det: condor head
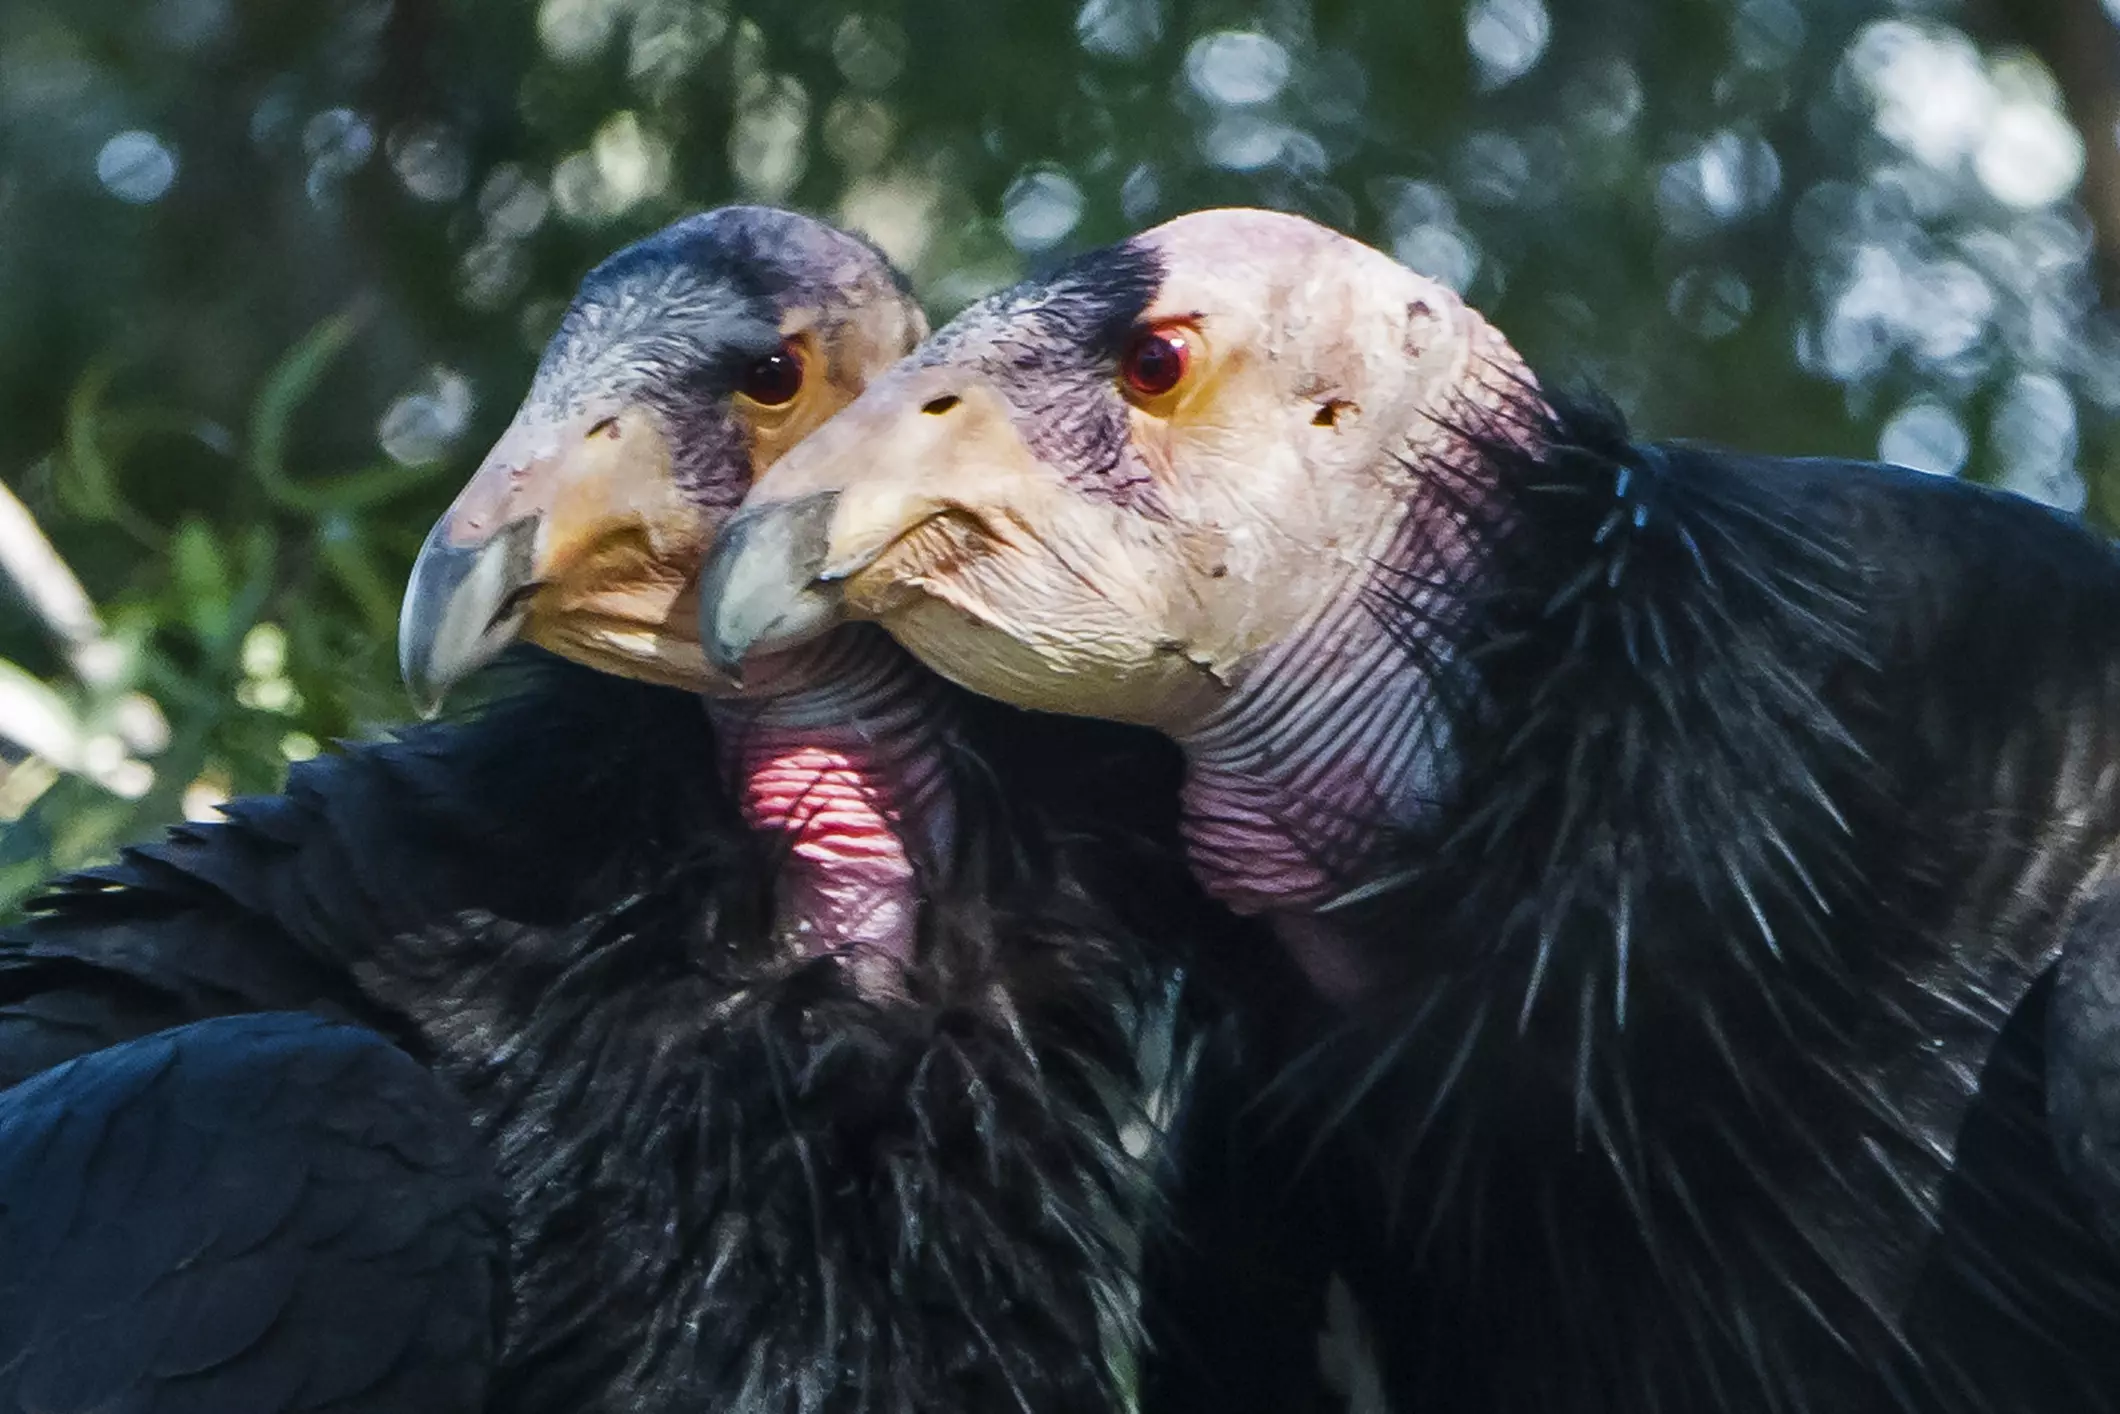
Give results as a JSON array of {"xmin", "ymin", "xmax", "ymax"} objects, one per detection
[
  {"xmin": 399, "ymin": 206, "xmax": 925, "ymax": 714},
  {"xmin": 697, "ymin": 207, "xmax": 1528, "ymax": 736}
]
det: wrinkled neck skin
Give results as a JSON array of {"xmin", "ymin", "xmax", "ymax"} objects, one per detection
[
  {"xmin": 706, "ymin": 626, "xmax": 955, "ymax": 996},
  {"xmin": 1175, "ymin": 447, "xmax": 1496, "ymax": 1005}
]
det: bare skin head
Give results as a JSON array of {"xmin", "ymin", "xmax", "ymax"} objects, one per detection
[
  {"xmin": 698, "ymin": 208, "xmax": 1533, "ymax": 989},
  {"xmin": 702, "ymin": 208, "xmax": 1526, "ymax": 725},
  {"xmin": 398, "ymin": 207, "xmax": 945, "ymax": 984},
  {"xmin": 399, "ymin": 205, "xmax": 925, "ymax": 711}
]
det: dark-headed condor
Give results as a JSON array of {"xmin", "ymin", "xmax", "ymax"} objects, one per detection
[
  {"xmin": 704, "ymin": 206, "xmax": 2120, "ymax": 1413},
  {"xmin": 0, "ymin": 207, "xmax": 1224, "ymax": 1414}
]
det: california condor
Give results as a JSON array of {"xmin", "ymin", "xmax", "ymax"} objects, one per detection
[
  {"xmin": 704, "ymin": 206, "xmax": 2120, "ymax": 1413},
  {"xmin": 0, "ymin": 207, "xmax": 1218, "ymax": 1414}
]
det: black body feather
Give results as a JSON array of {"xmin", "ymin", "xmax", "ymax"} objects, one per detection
[
  {"xmin": 0, "ymin": 651, "xmax": 1225, "ymax": 1414},
  {"xmin": 0, "ymin": 1013, "xmax": 503, "ymax": 1414},
  {"xmin": 1142, "ymin": 395, "xmax": 2120, "ymax": 1413}
]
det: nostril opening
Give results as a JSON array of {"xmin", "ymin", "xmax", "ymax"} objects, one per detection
[
  {"xmin": 489, "ymin": 581, "xmax": 542, "ymax": 631},
  {"xmin": 921, "ymin": 394, "xmax": 962, "ymax": 416}
]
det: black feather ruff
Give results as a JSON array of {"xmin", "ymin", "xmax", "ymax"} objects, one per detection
[
  {"xmin": 6, "ymin": 652, "xmax": 1234, "ymax": 1414},
  {"xmin": 1149, "ymin": 383, "xmax": 2120, "ymax": 1414}
]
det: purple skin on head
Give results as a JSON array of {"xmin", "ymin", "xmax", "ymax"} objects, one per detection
[
  {"xmin": 398, "ymin": 206, "xmax": 950, "ymax": 986},
  {"xmin": 699, "ymin": 207, "xmax": 1538, "ymax": 1001}
]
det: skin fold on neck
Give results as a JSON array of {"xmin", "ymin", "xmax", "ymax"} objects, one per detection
[
  {"xmin": 1172, "ymin": 455, "xmax": 1492, "ymax": 1004},
  {"xmin": 706, "ymin": 626, "xmax": 956, "ymax": 993}
]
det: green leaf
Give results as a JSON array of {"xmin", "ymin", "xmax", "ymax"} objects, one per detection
[
  {"xmin": 247, "ymin": 304, "xmax": 382, "ymax": 515},
  {"xmin": 316, "ymin": 516, "xmax": 400, "ymax": 635},
  {"xmin": 57, "ymin": 360, "xmax": 211, "ymax": 547},
  {"xmin": 58, "ymin": 359, "xmax": 124, "ymax": 523},
  {"xmin": 170, "ymin": 517, "xmax": 232, "ymax": 644}
]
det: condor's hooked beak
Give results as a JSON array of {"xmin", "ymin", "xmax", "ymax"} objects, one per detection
[
  {"xmin": 700, "ymin": 207, "xmax": 1533, "ymax": 738},
  {"xmin": 399, "ymin": 507, "xmax": 539, "ymax": 718},
  {"xmin": 698, "ymin": 367, "xmax": 1222, "ymax": 726},
  {"xmin": 401, "ymin": 400, "xmax": 707, "ymax": 715},
  {"xmin": 699, "ymin": 372, "xmax": 1044, "ymax": 684}
]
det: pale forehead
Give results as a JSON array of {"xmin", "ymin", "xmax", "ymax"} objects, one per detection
[{"xmin": 1132, "ymin": 208, "xmax": 1462, "ymax": 349}]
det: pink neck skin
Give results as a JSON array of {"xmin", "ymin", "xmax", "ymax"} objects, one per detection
[
  {"xmin": 706, "ymin": 627, "xmax": 953, "ymax": 992},
  {"xmin": 1177, "ymin": 602, "xmax": 1448, "ymax": 1004},
  {"xmin": 1173, "ymin": 467, "xmax": 1491, "ymax": 1005}
]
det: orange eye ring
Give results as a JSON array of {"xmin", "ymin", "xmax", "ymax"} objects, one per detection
[
  {"xmin": 737, "ymin": 340, "xmax": 805, "ymax": 406},
  {"xmin": 1121, "ymin": 326, "xmax": 1191, "ymax": 400}
]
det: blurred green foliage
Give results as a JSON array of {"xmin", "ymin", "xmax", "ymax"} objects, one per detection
[{"xmin": 3, "ymin": 0, "xmax": 2119, "ymax": 905}]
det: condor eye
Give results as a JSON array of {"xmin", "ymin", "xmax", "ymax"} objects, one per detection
[
  {"xmin": 1121, "ymin": 327, "xmax": 1190, "ymax": 400},
  {"xmin": 737, "ymin": 342, "xmax": 805, "ymax": 406}
]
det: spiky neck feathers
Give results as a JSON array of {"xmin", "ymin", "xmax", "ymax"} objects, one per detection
[
  {"xmin": 1171, "ymin": 385, "xmax": 1881, "ymax": 1022},
  {"xmin": 707, "ymin": 626, "xmax": 956, "ymax": 991},
  {"xmin": 1167, "ymin": 396, "xmax": 1529, "ymax": 997},
  {"xmin": 1173, "ymin": 467, "xmax": 1482, "ymax": 999}
]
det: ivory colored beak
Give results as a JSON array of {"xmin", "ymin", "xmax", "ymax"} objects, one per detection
[
  {"xmin": 399, "ymin": 510, "xmax": 542, "ymax": 718},
  {"xmin": 400, "ymin": 403, "xmax": 697, "ymax": 714},
  {"xmin": 696, "ymin": 370, "xmax": 1018, "ymax": 680},
  {"xmin": 697, "ymin": 492, "xmax": 849, "ymax": 682}
]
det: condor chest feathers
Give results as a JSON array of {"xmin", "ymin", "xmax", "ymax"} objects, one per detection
[
  {"xmin": 8, "ymin": 655, "xmax": 1195, "ymax": 1414},
  {"xmin": 1231, "ymin": 403, "xmax": 2120, "ymax": 1413},
  {"xmin": 684, "ymin": 206, "xmax": 2120, "ymax": 1414}
]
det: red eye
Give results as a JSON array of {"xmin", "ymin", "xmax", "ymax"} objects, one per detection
[
  {"xmin": 1121, "ymin": 327, "xmax": 1190, "ymax": 399},
  {"xmin": 738, "ymin": 342, "xmax": 804, "ymax": 406}
]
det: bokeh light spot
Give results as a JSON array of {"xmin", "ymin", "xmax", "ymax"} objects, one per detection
[
  {"xmin": 824, "ymin": 95, "xmax": 896, "ymax": 174},
  {"xmin": 1455, "ymin": 130, "xmax": 1530, "ymax": 208},
  {"xmin": 1186, "ymin": 31, "xmax": 1291, "ymax": 107},
  {"xmin": 1976, "ymin": 102, "xmax": 2083, "ymax": 210},
  {"xmin": 378, "ymin": 368, "xmax": 475, "ymax": 467},
  {"xmin": 629, "ymin": 1, "xmax": 726, "ymax": 97},
  {"xmin": 1002, "ymin": 166, "xmax": 1085, "ymax": 252},
  {"xmin": 1848, "ymin": 22, "xmax": 1989, "ymax": 170},
  {"xmin": 1076, "ymin": 0, "xmax": 1164, "ymax": 60},
  {"xmin": 1657, "ymin": 130, "xmax": 1780, "ymax": 236},
  {"xmin": 1121, "ymin": 163, "xmax": 1161, "ymax": 222},
  {"xmin": 1668, "ymin": 268, "xmax": 1753, "ymax": 340},
  {"xmin": 302, "ymin": 108, "xmax": 374, "ymax": 205},
  {"xmin": 839, "ymin": 172, "xmax": 940, "ymax": 270},
  {"xmin": 729, "ymin": 74, "xmax": 810, "ymax": 201},
  {"xmin": 1394, "ymin": 223, "xmax": 1480, "ymax": 294},
  {"xmin": 479, "ymin": 164, "xmax": 550, "ymax": 239},
  {"xmin": 96, "ymin": 131, "xmax": 177, "ymax": 204},
  {"xmin": 1993, "ymin": 372, "xmax": 2084, "ymax": 510},
  {"xmin": 538, "ymin": 0, "xmax": 629, "ymax": 65},
  {"xmin": 592, "ymin": 110, "xmax": 672, "ymax": 212},
  {"xmin": 1878, "ymin": 400, "xmax": 1968, "ymax": 476},
  {"xmin": 1466, "ymin": 0, "xmax": 1550, "ymax": 90},
  {"xmin": 1200, "ymin": 114, "xmax": 1293, "ymax": 172},
  {"xmin": 387, "ymin": 122, "xmax": 468, "ymax": 203},
  {"xmin": 832, "ymin": 14, "xmax": 907, "ymax": 91}
]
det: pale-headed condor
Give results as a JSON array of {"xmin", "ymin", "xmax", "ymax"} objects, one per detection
[
  {"xmin": 705, "ymin": 206, "xmax": 2120, "ymax": 1413},
  {"xmin": 0, "ymin": 207, "xmax": 1227, "ymax": 1414}
]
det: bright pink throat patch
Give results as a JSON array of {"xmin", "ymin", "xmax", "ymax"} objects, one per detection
[
  {"xmin": 708, "ymin": 630, "xmax": 955, "ymax": 984},
  {"xmin": 743, "ymin": 743, "xmax": 918, "ymax": 876},
  {"xmin": 732, "ymin": 731, "xmax": 942, "ymax": 968}
]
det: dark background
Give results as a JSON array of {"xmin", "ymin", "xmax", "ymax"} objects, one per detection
[{"xmin": 1, "ymin": 0, "xmax": 2112, "ymax": 904}]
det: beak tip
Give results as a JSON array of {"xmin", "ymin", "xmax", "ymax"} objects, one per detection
[
  {"xmin": 397, "ymin": 514, "xmax": 542, "ymax": 721},
  {"xmin": 698, "ymin": 589, "xmax": 764, "ymax": 690},
  {"xmin": 696, "ymin": 493, "xmax": 849, "ymax": 678},
  {"xmin": 397, "ymin": 630, "xmax": 444, "ymax": 720},
  {"xmin": 404, "ymin": 678, "xmax": 447, "ymax": 721},
  {"xmin": 699, "ymin": 622, "xmax": 745, "ymax": 687}
]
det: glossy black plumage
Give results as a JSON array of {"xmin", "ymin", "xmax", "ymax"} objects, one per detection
[
  {"xmin": 0, "ymin": 651, "xmax": 1220, "ymax": 1414},
  {"xmin": 1141, "ymin": 395, "xmax": 2120, "ymax": 1414},
  {"xmin": 0, "ymin": 1013, "xmax": 501, "ymax": 1414}
]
